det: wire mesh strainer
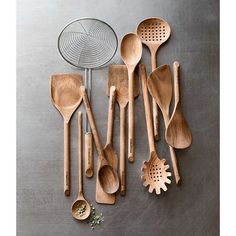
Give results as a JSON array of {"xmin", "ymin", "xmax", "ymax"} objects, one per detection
[{"xmin": 58, "ymin": 17, "xmax": 118, "ymax": 135}]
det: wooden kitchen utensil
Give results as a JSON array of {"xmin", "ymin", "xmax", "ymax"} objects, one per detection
[
  {"xmin": 80, "ymin": 86, "xmax": 119, "ymax": 194},
  {"xmin": 147, "ymin": 65, "xmax": 181, "ymax": 185},
  {"xmin": 58, "ymin": 18, "xmax": 118, "ymax": 179},
  {"xmin": 95, "ymin": 86, "xmax": 118, "ymax": 204},
  {"xmin": 108, "ymin": 65, "xmax": 139, "ymax": 195},
  {"xmin": 72, "ymin": 112, "xmax": 91, "ymax": 220},
  {"xmin": 137, "ymin": 17, "xmax": 171, "ymax": 140},
  {"xmin": 120, "ymin": 33, "xmax": 142, "ymax": 163},
  {"xmin": 165, "ymin": 61, "xmax": 192, "ymax": 149},
  {"xmin": 140, "ymin": 64, "xmax": 171, "ymax": 194},
  {"xmin": 51, "ymin": 74, "xmax": 83, "ymax": 196}
]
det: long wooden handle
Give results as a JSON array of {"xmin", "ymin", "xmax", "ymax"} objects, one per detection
[
  {"xmin": 78, "ymin": 112, "xmax": 83, "ymax": 197},
  {"xmin": 163, "ymin": 113, "xmax": 181, "ymax": 185},
  {"xmin": 80, "ymin": 86, "xmax": 104, "ymax": 158},
  {"xmin": 106, "ymin": 86, "xmax": 116, "ymax": 145},
  {"xmin": 173, "ymin": 61, "xmax": 180, "ymax": 104},
  {"xmin": 140, "ymin": 64, "xmax": 156, "ymax": 153},
  {"xmin": 120, "ymin": 106, "xmax": 126, "ymax": 195},
  {"xmin": 64, "ymin": 121, "xmax": 70, "ymax": 196},
  {"xmin": 151, "ymin": 50, "xmax": 159, "ymax": 141},
  {"xmin": 85, "ymin": 133, "xmax": 94, "ymax": 178},
  {"xmin": 128, "ymin": 70, "xmax": 135, "ymax": 162}
]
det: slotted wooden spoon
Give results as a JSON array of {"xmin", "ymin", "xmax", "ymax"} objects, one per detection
[
  {"xmin": 51, "ymin": 74, "xmax": 83, "ymax": 196},
  {"xmin": 120, "ymin": 33, "xmax": 142, "ymax": 163},
  {"xmin": 140, "ymin": 64, "xmax": 171, "ymax": 194},
  {"xmin": 147, "ymin": 65, "xmax": 181, "ymax": 185},
  {"xmin": 80, "ymin": 86, "xmax": 119, "ymax": 194},
  {"xmin": 95, "ymin": 86, "xmax": 118, "ymax": 204},
  {"xmin": 108, "ymin": 65, "xmax": 139, "ymax": 196},
  {"xmin": 137, "ymin": 17, "xmax": 171, "ymax": 140},
  {"xmin": 165, "ymin": 61, "xmax": 192, "ymax": 149}
]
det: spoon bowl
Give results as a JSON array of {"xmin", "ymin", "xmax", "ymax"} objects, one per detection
[{"xmin": 71, "ymin": 199, "xmax": 91, "ymax": 221}]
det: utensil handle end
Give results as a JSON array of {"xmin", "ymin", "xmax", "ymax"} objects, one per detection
[{"xmin": 85, "ymin": 132, "xmax": 94, "ymax": 178}]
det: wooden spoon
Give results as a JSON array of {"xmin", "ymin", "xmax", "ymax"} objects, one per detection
[
  {"xmin": 120, "ymin": 33, "xmax": 142, "ymax": 163},
  {"xmin": 108, "ymin": 65, "xmax": 139, "ymax": 196},
  {"xmin": 95, "ymin": 86, "xmax": 118, "ymax": 204},
  {"xmin": 140, "ymin": 64, "xmax": 171, "ymax": 194},
  {"xmin": 71, "ymin": 112, "xmax": 91, "ymax": 220},
  {"xmin": 137, "ymin": 17, "xmax": 171, "ymax": 140},
  {"xmin": 80, "ymin": 86, "xmax": 119, "ymax": 194},
  {"xmin": 147, "ymin": 65, "xmax": 181, "ymax": 185},
  {"xmin": 51, "ymin": 74, "xmax": 83, "ymax": 196},
  {"xmin": 165, "ymin": 61, "xmax": 192, "ymax": 149}
]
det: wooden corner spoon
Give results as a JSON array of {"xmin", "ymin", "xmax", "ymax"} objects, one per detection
[
  {"xmin": 165, "ymin": 61, "xmax": 192, "ymax": 149},
  {"xmin": 147, "ymin": 65, "xmax": 181, "ymax": 185},
  {"xmin": 140, "ymin": 64, "xmax": 171, "ymax": 194},
  {"xmin": 80, "ymin": 86, "xmax": 119, "ymax": 194},
  {"xmin": 51, "ymin": 74, "xmax": 83, "ymax": 196},
  {"xmin": 108, "ymin": 65, "xmax": 139, "ymax": 196},
  {"xmin": 71, "ymin": 112, "xmax": 91, "ymax": 220},
  {"xmin": 120, "ymin": 33, "xmax": 142, "ymax": 163}
]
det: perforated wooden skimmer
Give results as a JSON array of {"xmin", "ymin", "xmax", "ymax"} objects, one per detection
[{"xmin": 137, "ymin": 17, "xmax": 171, "ymax": 141}]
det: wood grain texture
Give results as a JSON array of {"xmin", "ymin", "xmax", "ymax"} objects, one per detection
[
  {"xmin": 137, "ymin": 17, "xmax": 171, "ymax": 141},
  {"xmin": 51, "ymin": 74, "xmax": 83, "ymax": 196},
  {"xmin": 120, "ymin": 33, "xmax": 142, "ymax": 163},
  {"xmin": 140, "ymin": 64, "xmax": 171, "ymax": 195},
  {"xmin": 147, "ymin": 65, "xmax": 181, "ymax": 185},
  {"xmin": 165, "ymin": 61, "xmax": 192, "ymax": 149}
]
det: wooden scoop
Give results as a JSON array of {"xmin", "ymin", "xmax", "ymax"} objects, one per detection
[
  {"xmin": 137, "ymin": 17, "xmax": 171, "ymax": 140},
  {"xmin": 165, "ymin": 61, "xmax": 192, "ymax": 149},
  {"xmin": 80, "ymin": 86, "xmax": 119, "ymax": 194},
  {"xmin": 71, "ymin": 112, "xmax": 91, "ymax": 220},
  {"xmin": 108, "ymin": 65, "xmax": 139, "ymax": 196},
  {"xmin": 140, "ymin": 64, "xmax": 171, "ymax": 194},
  {"xmin": 120, "ymin": 33, "xmax": 142, "ymax": 163},
  {"xmin": 51, "ymin": 74, "xmax": 83, "ymax": 196},
  {"xmin": 95, "ymin": 86, "xmax": 118, "ymax": 204},
  {"xmin": 147, "ymin": 65, "xmax": 181, "ymax": 185}
]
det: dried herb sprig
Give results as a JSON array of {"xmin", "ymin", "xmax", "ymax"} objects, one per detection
[{"xmin": 87, "ymin": 204, "xmax": 104, "ymax": 230}]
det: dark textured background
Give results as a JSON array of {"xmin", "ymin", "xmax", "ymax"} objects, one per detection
[{"xmin": 17, "ymin": 0, "xmax": 219, "ymax": 235}]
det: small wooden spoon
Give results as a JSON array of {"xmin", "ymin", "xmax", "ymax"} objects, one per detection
[
  {"xmin": 72, "ymin": 112, "xmax": 91, "ymax": 220},
  {"xmin": 137, "ymin": 17, "xmax": 171, "ymax": 140},
  {"xmin": 51, "ymin": 74, "xmax": 83, "ymax": 196},
  {"xmin": 120, "ymin": 33, "xmax": 142, "ymax": 163},
  {"xmin": 140, "ymin": 64, "xmax": 171, "ymax": 194},
  {"xmin": 108, "ymin": 65, "xmax": 139, "ymax": 195},
  {"xmin": 165, "ymin": 61, "xmax": 192, "ymax": 149},
  {"xmin": 80, "ymin": 86, "xmax": 119, "ymax": 194},
  {"xmin": 147, "ymin": 65, "xmax": 181, "ymax": 185}
]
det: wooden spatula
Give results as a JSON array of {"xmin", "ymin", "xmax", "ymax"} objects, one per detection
[
  {"xmin": 51, "ymin": 74, "xmax": 83, "ymax": 196},
  {"xmin": 108, "ymin": 65, "xmax": 139, "ymax": 196}
]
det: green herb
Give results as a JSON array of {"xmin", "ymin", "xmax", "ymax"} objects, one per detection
[
  {"xmin": 87, "ymin": 204, "xmax": 104, "ymax": 230},
  {"xmin": 75, "ymin": 204, "xmax": 86, "ymax": 217}
]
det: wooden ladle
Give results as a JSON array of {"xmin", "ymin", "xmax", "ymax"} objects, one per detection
[
  {"xmin": 51, "ymin": 74, "xmax": 83, "ymax": 196},
  {"xmin": 147, "ymin": 65, "xmax": 181, "ymax": 185},
  {"xmin": 71, "ymin": 112, "xmax": 91, "ymax": 220},
  {"xmin": 120, "ymin": 33, "xmax": 142, "ymax": 163},
  {"xmin": 137, "ymin": 17, "xmax": 171, "ymax": 140},
  {"xmin": 140, "ymin": 64, "xmax": 171, "ymax": 194},
  {"xmin": 80, "ymin": 86, "xmax": 119, "ymax": 194},
  {"xmin": 165, "ymin": 61, "xmax": 192, "ymax": 149}
]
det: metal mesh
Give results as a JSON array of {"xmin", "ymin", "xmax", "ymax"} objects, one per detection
[{"xmin": 58, "ymin": 18, "xmax": 118, "ymax": 69}]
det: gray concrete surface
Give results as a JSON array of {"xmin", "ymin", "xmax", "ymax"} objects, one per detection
[{"xmin": 17, "ymin": 0, "xmax": 219, "ymax": 235}]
